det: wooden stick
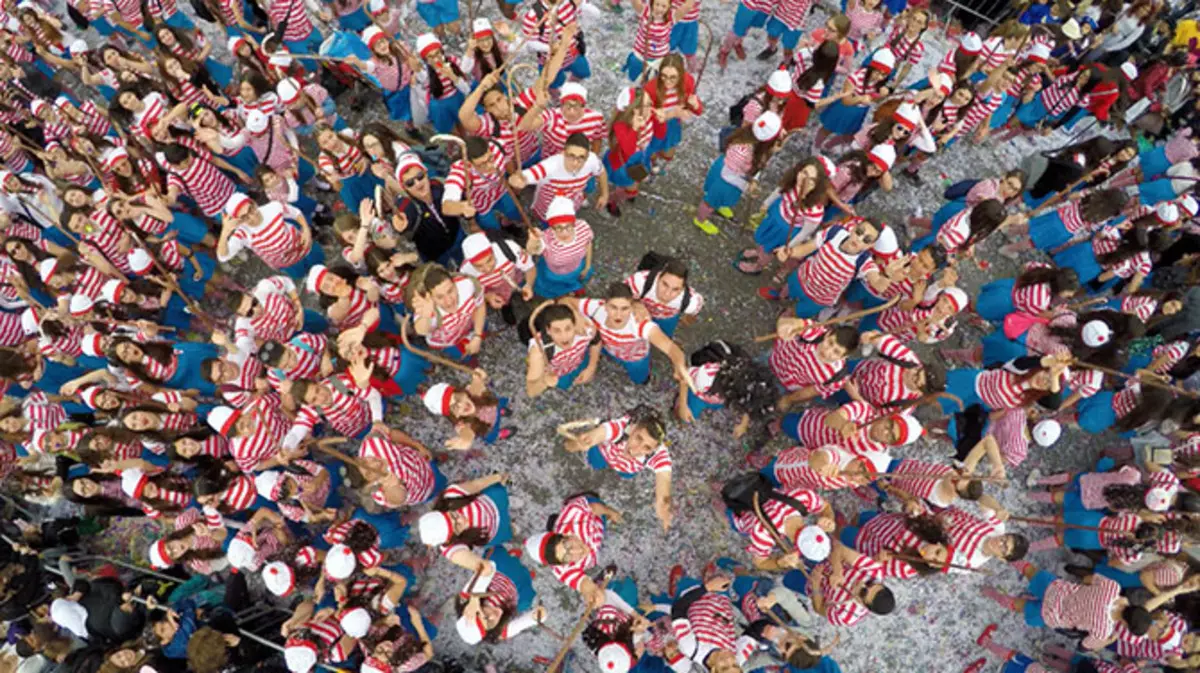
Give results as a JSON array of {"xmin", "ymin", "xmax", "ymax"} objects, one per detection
[
  {"xmin": 399, "ymin": 316, "xmax": 476, "ymax": 375},
  {"xmin": 503, "ymin": 62, "xmax": 537, "ymax": 229},
  {"xmin": 890, "ymin": 552, "xmax": 991, "ymax": 575},
  {"xmin": 693, "ymin": 19, "xmax": 715, "ymax": 90},
  {"xmin": 1009, "ymin": 515, "xmax": 1134, "ymax": 536},
  {"xmin": 556, "ymin": 418, "xmax": 600, "ymax": 439},
  {"xmin": 493, "ymin": 8, "xmax": 555, "ymax": 78},
  {"xmin": 546, "ymin": 570, "xmax": 614, "ymax": 673},
  {"xmin": 753, "ymin": 295, "xmax": 902, "ymax": 342}
]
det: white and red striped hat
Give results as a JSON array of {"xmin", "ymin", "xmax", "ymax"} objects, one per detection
[
  {"xmin": 893, "ymin": 102, "xmax": 921, "ymax": 131},
  {"xmin": 227, "ymin": 35, "xmax": 248, "ymax": 54},
  {"xmin": 890, "ymin": 413, "xmax": 924, "ymax": 446},
  {"xmin": 148, "ymin": 539, "xmax": 173, "ymax": 569},
  {"xmin": 546, "ymin": 196, "xmax": 576, "ymax": 227},
  {"xmin": 752, "ymin": 111, "xmax": 782, "ymax": 142},
  {"xmin": 276, "ymin": 77, "xmax": 302, "ymax": 105},
  {"xmin": 19, "ymin": 307, "xmax": 38, "ymax": 335},
  {"xmin": 416, "ymin": 33, "xmax": 442, "ymax": 59},
  {"xmin": 1027, "ymin": 43, "xmax": 1051, "ymax": 64},
  {"xmin": 1120, "ymin": 62, "xmax": 1139, "ymax": 81},
  {"xmin": 207, "ymin": 405, "xmax": 242, "ymax": 437},
  {"xmin": 1082, "ymin": 319, "xmax": 1112, "ymax": 347},
  {"xmin": 455, "ymin": 611, "xmax": 488, "ymax": 644},
  {"xmin": 560, "ymin": 82, "xmax": 587, "ymax": 105},
  {"xmin": 868, "ymin": 144, "xmax": 896, "ymax": 172},
  {"xmin": 868, "ymin": 48, "xmax": 896, "ymax": 74},
  {"xmin": 338, "ymin": 607, "xmax": 372, "ymax": 638},
  {"xmin": 305, "ymin": 264, "xmax": 330, "ymax": 294},
  {"xmin": 99, "ymin": 279, "xmax": 126, "ymax": 304},
  {"xmin": 1145, "ymin": 487, "xmax": 1172, "ymax": 512},
  {"xmin": 394, "ymin": 151, "xmax": 426, "ymax": 183},
  {"xmin": 69, "ymin": 294, "xmax": 94, "ymax": 317},
  {"xmin": 224, "ymin": 192, "xmax": 254, "ymax": 218},
  {"xmin": 245, "ymin": 110, "xmax": 269, "ymax": 134},
  {"xmin": 523, "ymin": 532, "xmax": 554, "ymax": 564},
  {"xmin": 958, "ymin": 32, "xmax": 983, "ymax": 54},
  {"xmin": 422, "ymin": 383, "xmax": 454, "ymax": 416},
  {"xmin": 284, "ymin": 640, "xmax": 318, "ymax": 673},
  {"xmin": 417, "ymin": 511, "xmax": 453, "ymax": 545},
  {"xmin": 324, "ymin": 543, "xmax": 357, "ymax": 579},
  {"xmin": 767, "ymin": 69, "xmax": 792, "ymax": 97},
  {"xmin": 472, "ymin": 18, "xmax": 493, "ymax": 39},
  {"xmin": 362, "ymin": 25, "xmax": 387, "ymax": 50},
  {"xmin": 120, "ymin": 468, "xmax": 150, "ymax": 500},
  {"xmin": 29, "ymin": 99, "xmax": 48, "ymax": 117},
  {"xmin": 100, "ymin": 146, "xmax": 129, "ymax": 170},
  {"xmin": 80, "ymin": 333, "xmax": 105, "ymax": 358},
  {"xmin": 1156, "ymin": 202, "xmax": 1180, "ymax": 224},
  {"xmin": 815, "ymin": 154, "xmax": 839, "ymax": 181},
  {"xmin": 615, "ymin": 86, "xmax": 636, "ymax": 111},
  {"xmin": 1178, "ymin": 195, "xmax": 1199, "ymax": 217},
  {"xmin": 796, "ymin": 525, "xmax": 831, "ymax": 562},
  {"xmin": 127, "ymin": 248, "xmax": 154, "ymax": 276},
  {"xmin": 940, "ymin": 287, "xmax": 969, "ymax": 312},
  {"xmin": 254, "ymin": 471, "xmax": 282, "ymax": 500},
  {"xmin": 931, "ymin": 71, "xmax": 953, "ymax": 96},
  {"xmin": 226, "ymin": 536, "xmax": 257, "ymax": 570},
  {"xmin": 78, "ymin": 386, "xmax": 104, "ymax": 410},
  {"xmin": 262, "ymin": 561, "xmax": 295, "ymax": 596},
  {"xmin": 37, "ymin": 258, "xmax": 59, "ymax": 283},
  {"xmin": 1031, "ymin": 419, "xmax": 1061, "ymax": 447},
  {"xmin": 461, "ymin": 233, "xmax": 493, "ymax": 265}
]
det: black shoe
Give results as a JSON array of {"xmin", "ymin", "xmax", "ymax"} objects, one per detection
[
  {"xmin": 756, "ymin": 46, "xmax": 778, "ymax": 61},
  {"xmin": 606, "ymin": 202, "xmax": 621, "ymax": 217}
]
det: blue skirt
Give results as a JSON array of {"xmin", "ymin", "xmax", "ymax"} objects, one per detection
[
  {"xmin": 976, "ymin": 278, "xmax": 1016, "ymax": 322},
  {"xmin": 787, "ymin": 273, "xmax": 831, "ymax": 318},
  {"xmin": 384, "ymin": 87, "xmax": 413, "ymax": 122},
  {"xmin": 752, "ymin": 198, "xmax": 790, "ymax": 251},
  {"xmin": 1029, "ymin": 209, "xmax": 1072, "ymax": 251},
  {"xmin": 1138, "ymin": 145, "xmax": 1170, "ymax": 179},
  {"xmin": 932, "ymin": 198, "xmax": 968, "ymax": 234},
  {"xmin": 647, "ymin": 119, "xmax": 682, "ymax": 156},
  {"xmin": 670, "ymin": 20, "xmax": 699, "ymax": 54},
  {"xmin": 479, "ymin": 483, "xmax": 512, "ymax": 546},
  {"xmin": 490, "ymin": 548, "xmax": 535, "ymax": 611},
  {"xmin": 1015, "ymin": 95, "xmax": 1049, "ymax": 128},
  {"xmin": 414, "ymin": 0, "xmax": 459, "ymax": 28},
  {"xmin": 981, "ymin": 331, "xmax": 1027, "ymax": 366},
  {"xmin": 686, "ymin": 390, "xmax": 723, "ymax": 418},
  {"xmin": 1138, "ymin": 178, "xmax": 1178, "ymax": 206},
  {"xmin": 337, "ymin": 7, "xmax": 372, "ymax": 31},
  {"xmin": 534, "ymin": 255, "xmax": 590, "ymax": 298},
  {"xmin": 1077, "ymin": 390, "xmax": 1116, "ymax": 434},
  {"xmin": 989, "ymin": 93, "xmax": 1018, "ymax": 129},
  {"xmin": 604, "ymin": 150, "xmax": 651, "ymax": 189},
  {"xmin": 392, "ymin": 346, "xmax": 429, "ymax": 397},
  {"xmin": 428, "ymin": 91, "xmax": 466, "ymax": 134},
  {"xmin": 481, "ymin": 398, "xmax": 510, "ymax": 444},
  {"xmin": 224, "ymin": 146, "xmax": 259, "ymax": 178},
  {"xmin": 1052, "ymin": 241, "xmax": 1103, "ymax": 284},
  {"xmin": 338, "ymin": 171, "xmax": 385, "ymax": 211},
  {"xmin": 164, "ymin": 342, "xmax": 221, "ymax": 395},
  {"xmin": 1062, "ymin": 509, "xmax": 1105, "ymax": 549},
  {"xmin": 818, "ymin": 100, "xmax": 870, "ymax": 136},
  {"xmin": 702, "ymin": 156, "xmax": 746, "ymax": 210},
  {"xmin": 168, "ymin": 211, "xmax": 211, "ymax": 246},
  {"xmin": 941, "ymin": 368, "xmax": 984, "ymax": 414},
  {"xmin": 178, "ymin": 252, "xmax": 217, "ymax": 298},
  {"xmin": 281, "ymin": 242, "xmax": 326, "ymax": 280}
]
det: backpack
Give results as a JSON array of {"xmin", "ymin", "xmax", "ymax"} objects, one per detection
[
  {"xmin": 636, "ymin": 251, "xmax": 692, "ymax": 314},
  {"xmin": 728, "ymin": 91, "xmax": 756, "ymax": 127},
  {"xmin": 690, "ymin": 340, "xmax": 747, "ymax": 367},
  {"xmin": 721, "ymin": 472, "xmax": 812, "ymax": 517},
  {"xmin": 943, "ymin": 179, "xmax": 980, "ymax": 201}
]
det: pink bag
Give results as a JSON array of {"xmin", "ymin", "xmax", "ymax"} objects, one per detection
[{"xmin": 1003, "ymin": 312, "xmax": 1049, "ymax": 339}]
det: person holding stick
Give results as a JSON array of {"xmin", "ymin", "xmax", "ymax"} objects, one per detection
[
  {"xmin": 414, "ymin": 34, "xmax": 471, "ymax": 134},
  {"xmin": 458, "ymin": 232, "xmax": 535, "ymax": 326},
  {"xmin": 768, "ymin": 318, "xmax": 858, "ymax": 409},
  {"xmin": 416, "ymin": 472, "xmax": 513, "ymax": 572},
  {"xmin": 510, "ymin": 134, "xmax": 608, "ymax": 225},
  {"xmin": 452, "ymin": 548, "xmax": 546, "ymax": 645},
  {"xmin": 658, "ymin": 568, "xmax": 757, "ymax": 673},
  {"xmin": 204, "ymin": 396, "xmax": 310, "ymax": 473},
  {"xmin": 524, "ymin": 492, "xmax": 619, "ymax": 610},
  {"xmin": 694, "ymin": 111, "xmax": 784, "ymax": 236},
  {"xmin": 218, "ymin": 193, "xmax": 324, "ymax": 281},
  {"xmin": 408, "ymin": 264, "xmax": 487, "ymax": 364},
  {"xmin": 780, "ymin": 541, "xmax": 896, "ymax": 628},
  {"xmin": 524, "ymin": 197, "xmax": 595, "ymax": 298},
  {"xmin": 517, "ymin": 82, "xmax": 608, "ymax": 157},
  {"xmin": 770, "ymin": 216, "xmax": 885, "ymax": 316},
  {"xmin": 442, "ymin": 136, "xmax": 522, "ymax": 231}
]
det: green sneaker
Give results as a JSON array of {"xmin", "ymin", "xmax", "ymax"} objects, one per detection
[
  {"xmin": 716, "ymin": 207, "xmax": 734, "ymax": 218},
  {"xmin": 693, "ymin": 218, "xmax": 719, "ymax": 235}
]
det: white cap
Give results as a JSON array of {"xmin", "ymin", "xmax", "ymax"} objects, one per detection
[
  {"xmin": 560, "ymin": 82, "xmax": 587, "ymax": 104},
  {"xmin": 796, "ymin": 525, "xmax": 831, "ymax": 562},
  {"xmin": 423, "ymin": 383, "xmax": 453, "ymax": 416},
  {"xmin": 1145, "ymin": 487, "xmax": 1173, "ymax": 512},
  {"xmin": 940, "ymin": 287, "xmax": 969, "ymax": 312},
  {"xmin": 254, "ymin": 471, "xmax": 282, "ymax": 499},
  {"xmin": 545, "ymin": 196, "xmax": 576, "ymax": 226},
  {"xmin": 461, "ymin": 233, "xmax": 493, "ymax": 265},
  {"xmin": 752, "ymin": 111, "xmax": 782, "ymax": 142},
  {"xmin": 37, "ymin": 258, "xmax": 58, "ymax": 283},
  {"xmin": 959, "ymin": 32, "xmax": 983, "ymax": 54},
  {"xmin": 245, "ymin": 110, "xmax": 269, "ymax": 133},
  {"xmin": 873, "ymin": 225, "xmax": 899, "ymax": 256},
  {"xmin": 262, "ymin": 561, "xmax": 295, "ymax": 596},
  {"xmin": 361, "ymin": 25, "xmax": 386, "ymax": 50},
  {"xmin": 225, "ymin": 192, "xmax": 254, "ymax": 218},
  {"xmin": 305, "ymin": 264, "xmax": 329, "ymax": 294},
  {"xmin": 1179, "ymin": 195, "xmax": 1199, "ymax": 217},
  {"xmin": 418, "ymin": 511, "xmax": 452, "ymax": 546},
  {"xmin": 69, "ymin": 38, "xmax": 89, "ymax": 53},
  {"xmin": 276, "ymin": 77, "xmax": 301, "ymax": 105},
  {"xmin": 80, "ymin": 333, "xmax": 104, "ymax": 358},
  {"xmin": 1031, "ymin": 419, "xmax": 1061, "ymax": 447},
  {"xmin": 1120, "ymin": 62, "xmax": 1139, "ymax": 81},
  {"xmin": 1082, "ymin": 320, "xmax": 1113, "ymax": 347},
  {"xmin": 893, "ymin": 102, "xmax": 921, "ymax": 130},
  {"xmin": 868, "ymin": 144, "xmax": 897, "ymax": 172},
  {"xmin": 100, "ymin": 146, "xmax": 129, "ymax": 170},
  {"xmin": 524, "ymin": 532, "xmax": 553, "ymax": 564},
  {"xmin": 50, "ymin": 599, "xmax": 89, "ymax": 639},
  {"xmin": 1028, "ymin": 43, "xmax": 1051, "ymax": 64},
  {"xmin": 596, "ymin": 642, "xmax": 634, "ymax": 673},
  {"xmin": 284, "ymin": 643, "xmax": 318, "ymax": 673},
  {"xmin": 226, "ymin": 537, "xmax": 257, "ymax": 570},
  {"xmin": 148, "ymin": 539, "xmax": 172, "ymax": 569},
  {"xmin": 1156, "ymin": 202, "xmax": 1180, "ymax": 224},
  {"xmin": 120, "ymin": 468, "xmax": 148, "ymax": 499},
  {"xmin": 324, "ymin": 543, "xmax": 357, "ymax": 580},
  {"xmin": 930, "ymin": 70, "xmax": 953, "ymax": 96},
  {"xmin": 767, "ymin": 69, "xmax": 793, "ymax": 97},
  {"xmin": 128, "ymin": 248, "xmax": 153, "ymax": 275},
  {"xmin": 471, "ymin": 17, "xmax": 493, "ymax": 38},
  {"xmin": 339, "ymin": 607, "xmax": 372, "ymax": 638},
  {"xmin": 99, "ymin": 279, "xmax": 125, "ymax": 304},
  {"xmin": 416, "ymin": 33, "xmax": 441, "ymax": 59},
  {"xmin": 69, "ymin": 294, "xmax": 94, "ymax": 316},
  {"xmin": 78, "ymin": 386, "xmax": 104, "ymax": 410},
  {"xmin": 19, "ymin": 307, "xmax": 38, "ymax": 335},
  {"xmin": 394, "ymin": 151, "xmax": 426, "ymax": 183},
  {"xmin": 869, "ymin": 48, "xmax": 896, "ymax": 73},
  {"xmin": 815, "ymin": 155, "xmax": 839, "ymax": 181},
  {"xmin": 893, "ymin": 413, "xmax": 924, "ymax": 446},
  {"xmin": 367, "ymin": 0, "xmax": 386, "ymax": 13},
  {"xmin": 227, "ymin": 35, "xmax": 248, "ymax": 54},
  {"xmin": 207, "ymin": 405, "xmax": 241, "ymax": 436},
  {"xmin": 455, "ymin": 613, "xmax": 486, "ymax": 644},
  {"xmin": 616, "ymin": 86, "xmax": 636, "ymax": 111}
]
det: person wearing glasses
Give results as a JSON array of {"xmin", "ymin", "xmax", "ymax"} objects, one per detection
[
  {"xmin": 771, "ymin": 216, "xmax": 887, "ymax": 319},
  {"xmin": 393, "ymin": 152, "xmax": 466, "ymax": 267}
]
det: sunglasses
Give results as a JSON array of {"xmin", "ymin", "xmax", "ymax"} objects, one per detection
[
  {"xmin": 403, "ymin": 171, "xmax": 426, "ymax": 188},
  {"xmin": 853, "ymin": 223, "xmax": 877, "ymax": 243}
]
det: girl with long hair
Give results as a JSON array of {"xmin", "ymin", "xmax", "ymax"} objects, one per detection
[
  {"xmin": 346, "ymin": 28, "xmax": 421, "ymax": 127},
  {"xmin": 453, "ymin": 548, "xmax": 542, "ymax": 645},
  {"xmin": 105, "ymin": 336, "xmax": 221, "ymax": 395},
  {"xmin": 815, "ymin": 48, "xmax": 895, "ymax": 152},
  {"xmin": 737, "ymin": 156, "xmax": 833, "ymax": 274},
  {"xmin": 146, "ymin": 507, "xmax": 229, "ymax": 573},
  {"xmin": 67, "ymin": 469, "xmax": 192, "ymax": 520},
  {"xmin": 623, "ymin": 0, "xmax": 695, "ymax": 81},
  {"xmin": 643, "ymin": 53, "xmax": 703, "ymax": 168},
  {"xmin": 694, "ymin": 111, "xmax": 783, "ymax": 235},
  {"xmin": 1053, "ymin": 225, "xmax": 1172, "ymax": 294},
  {"xmin": 1005, "ymin": 187, "xmax": 1129, "ymax": 257},
  {"xmin": 415, "ymin": 472, "xmax": 512, "ymax": 571},
  {"xmin": 414, "ymin": 33, "xmax": 469, "ymax": 134},
  {"xmin": 420, "ymin": 371, "xmax": 516, "ymax": 448},
  {"xmin": 603, "ymin": 87, "xmax": 654, "ymax": 217},
  {"xmin": 975, "ymin": 261, "xmax": 1080, "ymax": 323}
]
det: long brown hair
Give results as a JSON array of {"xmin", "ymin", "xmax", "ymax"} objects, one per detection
[
  {"xmin": 609, "ymin": 89, "xmax": 648, "ymax": 144},
  {"xmin": 779, "ymin": 157, "xmax": 831, "ymax": 210},
  {"xmin": 651, "ymin": 54, "xmax": 688, "ymax": 109},
  {"xmin": 105, "ymin": 337, "xmax": 177, "ymax": 385},
  {"xmin": 724, "ymin": 126, "xmax": 776, "ymax": 176}
]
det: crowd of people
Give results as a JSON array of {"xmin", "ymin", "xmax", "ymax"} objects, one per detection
[{"xmin": 0, "ymin": 0, "xmax": 1197, "ymax": 669}]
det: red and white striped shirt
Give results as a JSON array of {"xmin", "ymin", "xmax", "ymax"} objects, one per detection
[
  {"xmin": 166, "ymin": 153, "xmax": 236, "ymax": 217},
  {"xmin": 771, "ymin": 446, "xmax": 855, "ymax": 491},
  {"xmin": 595, "ymin": 416, "xmax": 672, "ymax": 477},
  {"xmin": 633, "ymin": 2, "xmax": 674, "ymax": 60},
  {"xmin": 580, "ymin": 297, "xmax": 658, "ymax": 362},
  {"xmin": 888, "ymin": 459, "xmax": 957, "ymax": 507},
  {"xmin": 293, "ymin": 372, "xmax": 380, "ymax": 438},
  {"xmin": 460, "ymin": 241, "xmax": 533, "ymax": 304},
  {"xmin": 850, "ymin": 335, "xmax": 921, "ymax": 408},
  {"xmin": 528, "ymin": 324, "xmax": 594, "ymax": 377},
  {"xmin": 689, "ymin": 362, "xmax": 723, "ymax": 405},
  {"xmin": 1040, "ymin": 575, "xmax": 1121, "ymax": 650},
  {"xmin": 936, "ymin": 507, "xmax": 1004, "ymax": 571},
  {"xmin": 541, "ymin": 219, "xmax": 593, "ymax": 274},
  {"xmin": 202, "ymin": 473, "xmax": 257, "ymax": 523},
  {"xmin": 953, "ymin": 91, "xmax": 1004, "ymax": 135},
  {"xmin": 975, "ymin": 369, "xmax": 1034, "ymax": 410},
  {"xmin": 670, "ymin": 592, "xmax": 756, "ymax": 671},
  {"xmin": 318, "ymin": 139, "xmax": 365, "ymax": 180},
  {"xmin": 172, "ymin": 509, "xmax": 223, "ymax": 574},
  {"xmin": 770, "ymin": 0, "xmax": 813, "ymax": 30},
  {"xmin": 809, "ymin": 555, "xmax": 884, "ymax": 627},
  {"xmin": 360, "ymin": 436, "xmax": 436, "ymax": 506},
  {"xmin": 794, "ymin": 226, "xmax": 870, "ymax": 306},
  {"xmin": 1042, "ymin": 71, "xmax": 1082, "ymax": 117},
  {"xmin": 538, "ymin": 107, "xmax": 607, "ymax": 157},
  {"xmin": 224, "ymin": 202, "xmax": 309, "ymax": 270},
  {"xmin": 229, "ymin": 396, "xmax": 292, "ymax": 472},
  {"xmin": 886, "ymin": 23, "xmax": 925, "ymax": 66},
  {"xmin": 979, "ymin": 36, "xmax": 1014, "ymax": 70},
  {"xmin": 550, "ymin": 495, "xmax": 605, "ymax": 591},
  {"xmin": 426, "ymin": 277, "xmax": 484, "ymax": 350},
  {"xmin": 523, "ymin": 152, "xmax": 604, "ymax": 219},
  {"xmin": 732, "ymin": 486, "xmax": 825, "ymax": 559},
  {"xmin": 267, "ymin": 334, "xmax": 326, "ymax": 392},
  {"xmin": 853, "ymin": 512, "xmax": 923, "ymax": 578},
  {"xmin": 269, "ymin": 0, "xmax": 314, "ymax": 42},
  {"xmin": 472, "ymin": 90, "xmax": 540, "ymax": 166},
  {"xmin": 1012, "ymin": 262, "xmax": 1054, "ymax": 314},
  {"xmin": 768, "ymin": 325, "xmax": 846, "ymax": 395},
  {"xmin": 437, "ymin": 484, "xmax": 501, "ymax": 559},
  {"xmin": 323, "ymin": 520, "xmax": 383, "ymax": 569},
  {"xmin": 444, "ymin": 143, "xmax": 507, "ymax": 214}
]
